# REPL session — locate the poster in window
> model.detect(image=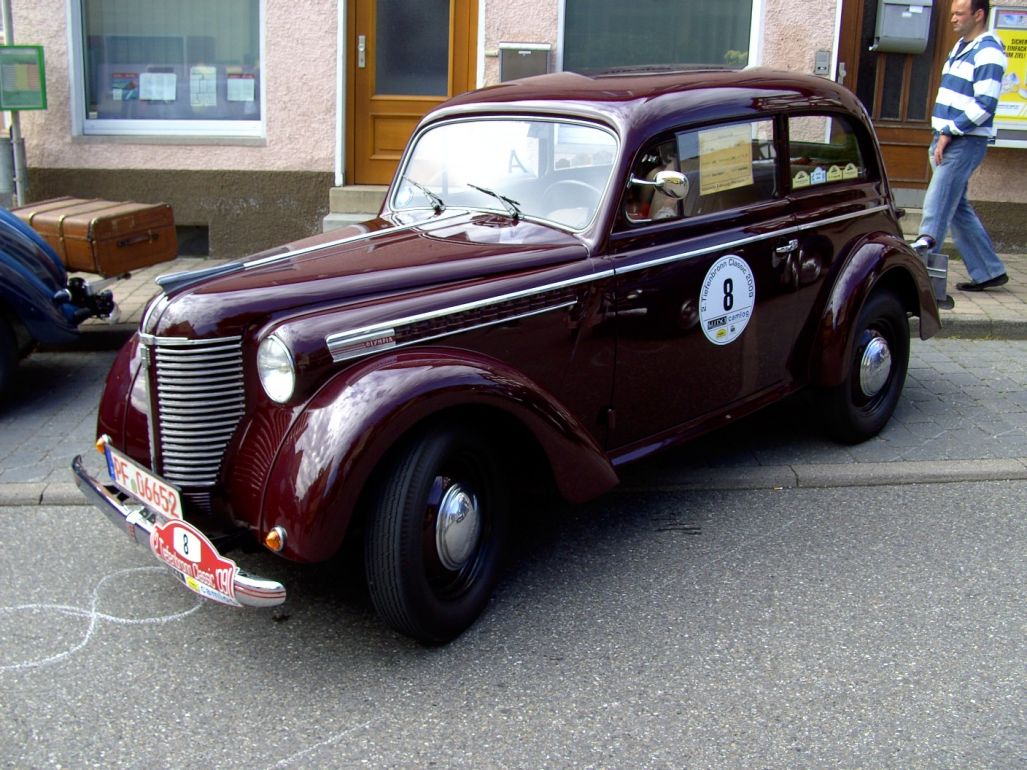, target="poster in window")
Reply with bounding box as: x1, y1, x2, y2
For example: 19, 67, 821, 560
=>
698, 124, 753, 195
112, 72, 139, 101
190, 65, 217, 108
993, 9, 1027, 124
226, 70, 256, 102
140, 71, 176, 101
